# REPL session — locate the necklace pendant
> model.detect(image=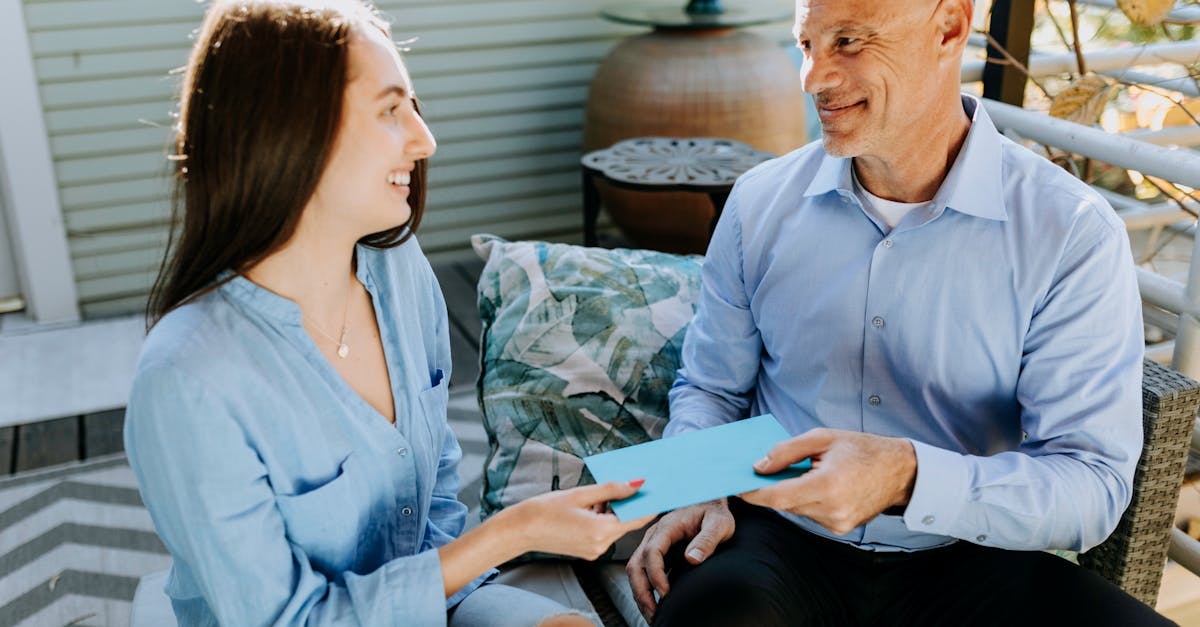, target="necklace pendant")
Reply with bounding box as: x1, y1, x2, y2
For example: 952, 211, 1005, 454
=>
337, 343, 350, 359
